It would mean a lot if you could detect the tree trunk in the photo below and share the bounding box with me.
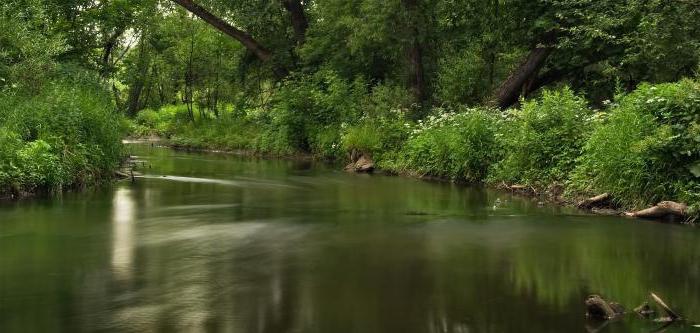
[101,27,126,78]
[170,0,273,63]
[625,201,688,219]
[281,0,308,44]
[407,40,425,103]
[213,50,221,118]
[185,22,196,123]
[112,83,124,111]
[402,0,426,103]
[493,36,555,109]
[126,40,150,117]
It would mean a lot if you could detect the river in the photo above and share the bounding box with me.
[1,143,700,332]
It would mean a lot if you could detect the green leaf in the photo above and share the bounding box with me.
[690,162,700,178]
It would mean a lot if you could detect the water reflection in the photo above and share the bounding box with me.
[111,187,135,281]
[2,144,700,333]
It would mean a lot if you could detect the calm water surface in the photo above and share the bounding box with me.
[2,144,700,332]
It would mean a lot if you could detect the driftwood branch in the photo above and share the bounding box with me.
[650,292,681,321]
[625,201,688,219]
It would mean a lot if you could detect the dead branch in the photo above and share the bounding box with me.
[650,292,681,321]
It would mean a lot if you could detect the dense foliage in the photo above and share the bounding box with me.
[2,0,700,216]
[489,88,592,187]
[571,80,700,212]
[0,0,125,197]
[0,73,124,197]
[395,108,500,182]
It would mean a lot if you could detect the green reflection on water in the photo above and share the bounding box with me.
[1,144,699,332]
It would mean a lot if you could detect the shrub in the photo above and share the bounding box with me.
[395,107,501,182]
[134,105,192,138]
[488,87,592,188]
[0,72,123,196]
[572,80,700,211]
[254,70,366,157]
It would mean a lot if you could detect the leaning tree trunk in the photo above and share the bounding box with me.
[170,0,289,78]
[493,35,555,109]
[170,0,272,62]
[101,26,126,78]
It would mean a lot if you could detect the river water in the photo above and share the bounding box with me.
[1,143,700,332]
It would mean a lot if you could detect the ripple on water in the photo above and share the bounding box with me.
[136,175,300,189]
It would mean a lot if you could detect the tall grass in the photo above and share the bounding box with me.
[0,73,124,196]
[571,80,700,211]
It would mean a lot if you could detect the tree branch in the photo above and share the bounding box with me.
[170,0,273,63]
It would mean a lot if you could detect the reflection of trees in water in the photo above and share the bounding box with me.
[200,229,303,333]
[294,228,435,333]
[423,223,582,333]
[508,221,700,316]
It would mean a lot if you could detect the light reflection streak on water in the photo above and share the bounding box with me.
[136,175,300,189]
[111,187,135,282]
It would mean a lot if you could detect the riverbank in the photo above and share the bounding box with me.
[130,136,691,224]
[0,75,126,200]
[128,80,700,222]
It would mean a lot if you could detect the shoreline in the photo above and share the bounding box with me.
[4,138,692,225]
[132,138,694,225]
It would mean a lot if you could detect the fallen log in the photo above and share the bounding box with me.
[115,170,130,179]
[507,184,537,195]
[577,193,611,209]
[625,201,688,219]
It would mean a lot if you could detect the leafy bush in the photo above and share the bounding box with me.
[133,105,192,138]
[488,87,592,188]
[394,107,501,182]
[572,80,700,211]
[0,73,123,196]
[253,70,366,158]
